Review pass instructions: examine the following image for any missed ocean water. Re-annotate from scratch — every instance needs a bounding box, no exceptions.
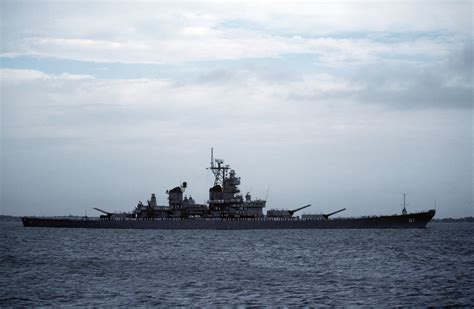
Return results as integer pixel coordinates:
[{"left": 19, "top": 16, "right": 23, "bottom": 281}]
[{"left": 1, "top": 222, "right": 473, "bottom": 307}]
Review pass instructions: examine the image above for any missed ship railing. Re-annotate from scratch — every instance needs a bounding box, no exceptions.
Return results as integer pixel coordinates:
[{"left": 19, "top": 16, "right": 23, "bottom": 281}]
[
  {"left": 24, "top": 216, "right": 104, "bottom": 221},
  {"left": 127, "top": 217, "right": 304, "bottom": 222},
  {"left": 30, "top": 215, "right": 292, "bottom": 222},
  {"left": 26, "top": 216, "right": 332, "bottom": 222}
]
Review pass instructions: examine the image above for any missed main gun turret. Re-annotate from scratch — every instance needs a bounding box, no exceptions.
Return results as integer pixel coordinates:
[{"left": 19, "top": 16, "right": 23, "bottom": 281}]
[{"left": 267, "top": 204, "right": 311, "bottom": 218}]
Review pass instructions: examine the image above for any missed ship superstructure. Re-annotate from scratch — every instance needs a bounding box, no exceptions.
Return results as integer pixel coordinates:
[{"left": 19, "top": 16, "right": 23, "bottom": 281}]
[
  {"left": 132, "top": 149, "right": 266, "bottom": 219},
  {"left": 207, "top": 149, "right": 265, "bottom": 218}
]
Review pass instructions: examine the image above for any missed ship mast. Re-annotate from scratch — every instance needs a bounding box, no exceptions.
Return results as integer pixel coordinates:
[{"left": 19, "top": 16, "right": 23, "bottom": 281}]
[
  {"left": 208, "top": 148, "right": 229, "bottom": 187},
  {"left": 210, "top": 147, "right": 214, "bottom": 169},
  {"left": 401, "top": 193, "right": 408, "bottom": 215}
]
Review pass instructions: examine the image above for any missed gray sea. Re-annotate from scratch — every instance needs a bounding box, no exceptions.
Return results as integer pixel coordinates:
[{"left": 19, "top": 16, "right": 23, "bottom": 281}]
[{"left": 1, "top": 221, "right": 473, "bottom": 307}]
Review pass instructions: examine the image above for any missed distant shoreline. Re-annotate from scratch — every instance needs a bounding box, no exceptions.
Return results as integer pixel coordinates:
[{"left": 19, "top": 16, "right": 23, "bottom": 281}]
[
  {"left": 1, "top": 215, "right": 473, "bottom": 223},
  {"left": 431, "top": 217, "right": 474, "bottom": 223}
]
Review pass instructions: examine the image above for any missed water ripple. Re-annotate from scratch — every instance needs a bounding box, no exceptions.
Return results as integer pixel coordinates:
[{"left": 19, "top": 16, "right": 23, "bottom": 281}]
[{"left": 1, "top": 222, "right": 473, "bottom": 307}]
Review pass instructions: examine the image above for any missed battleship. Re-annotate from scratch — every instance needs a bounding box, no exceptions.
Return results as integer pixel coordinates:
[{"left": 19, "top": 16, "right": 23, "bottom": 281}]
[{"left": 22, "top": 149, "right": 436, "bottom": 229}]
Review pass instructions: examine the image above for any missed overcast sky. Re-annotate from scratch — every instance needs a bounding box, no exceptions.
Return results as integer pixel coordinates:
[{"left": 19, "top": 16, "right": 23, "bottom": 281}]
[{"left": 1, "top": 1, "right": 472, "bottom": 218}]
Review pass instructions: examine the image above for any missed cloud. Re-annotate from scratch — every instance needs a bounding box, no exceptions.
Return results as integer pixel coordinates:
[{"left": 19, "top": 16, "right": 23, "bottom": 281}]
[
  {"left": 2, "top": 32, "right": 456, "bottom": 66},
  {"left": 0, "top": 68, "right": 360, "bottom": 145},
  {"left": 1, "top": 51, "right": 471, "bottom": 171},
  {"left": 0, "top": 68, "right": 93, "bottom": 82},
  {"left": 0, "top": 69, "right": 49, "bottom": 81},
  {"left": 3, "top": 54, "right": 470, "bottom": 151},
  {"left": 1, "top": 1, "right": 470, "bottom": 64},
  {"left": 1, "top": 64, "right": 470, "bottom": 152},
  {"left": 1, "top": 66, "right": 472, "bottom": 217},
  {"left": 1, "top": 0, "right": 470, "bottom": 116}
]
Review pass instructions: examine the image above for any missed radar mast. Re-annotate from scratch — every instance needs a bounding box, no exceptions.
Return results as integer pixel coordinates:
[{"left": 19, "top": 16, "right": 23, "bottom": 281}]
[{"left": 208, "top": 148, "right": 229, "bottom": 187}]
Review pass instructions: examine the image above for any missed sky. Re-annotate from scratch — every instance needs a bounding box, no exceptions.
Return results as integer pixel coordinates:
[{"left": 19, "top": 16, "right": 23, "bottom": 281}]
[{"left": 1, "top": 1, "right": 472, "bottom": 218}]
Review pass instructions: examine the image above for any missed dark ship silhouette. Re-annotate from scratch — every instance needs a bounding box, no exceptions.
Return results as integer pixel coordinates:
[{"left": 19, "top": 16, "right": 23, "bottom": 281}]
[{"left": 22, "top": 149, "right": 435, "bottom": 229}]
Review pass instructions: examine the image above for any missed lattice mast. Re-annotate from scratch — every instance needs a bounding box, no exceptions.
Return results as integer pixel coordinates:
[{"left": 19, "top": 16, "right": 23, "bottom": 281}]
[{"left": 208, "top": 148, "right": 230, "bottom": 188}]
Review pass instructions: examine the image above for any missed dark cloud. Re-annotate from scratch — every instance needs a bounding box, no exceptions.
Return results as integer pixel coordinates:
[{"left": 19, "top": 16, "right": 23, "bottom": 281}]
[
  {"left": 352, "top": 44, "right": 473, "bottom": 110},
  {"left": 446, "top": 41, "right": 473, "bottom": 82},
  {"left": 354, "top": 70, "right": 470, "bottom": 109}
]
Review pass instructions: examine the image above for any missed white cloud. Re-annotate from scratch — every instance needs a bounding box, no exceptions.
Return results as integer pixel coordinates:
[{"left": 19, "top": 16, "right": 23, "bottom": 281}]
[
  {"left": 0, "top": 69, "right": 49, "bottom": 81},
  {"left": 0, "top": 69, "right": 93, "bottom": 82},
  {"left": 5, "top": 34, "right": 454, "bottom": 66},
  {"left": 1, "top": 1, "right": 470, "bottom": 64},
  {"left": 240, "top": 2, "right": 472, "bottom": 35}
]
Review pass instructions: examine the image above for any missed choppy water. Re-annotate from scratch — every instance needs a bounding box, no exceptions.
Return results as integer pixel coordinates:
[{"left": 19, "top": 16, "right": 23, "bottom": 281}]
[{"left": 1, "top": 221, "right": 473, "bottom": 307}]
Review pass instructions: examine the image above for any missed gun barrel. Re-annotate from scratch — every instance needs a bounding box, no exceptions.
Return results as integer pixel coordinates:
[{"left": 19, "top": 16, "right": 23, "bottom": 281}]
[
  {"left": 323, "top": 208, "right": 346, "bottom": 219},
  {"left": 93, "top": 207, "right": 112, "bottom": 215},
  {"left": 288, "top": 204, "right": 311, "bottom": 216}
]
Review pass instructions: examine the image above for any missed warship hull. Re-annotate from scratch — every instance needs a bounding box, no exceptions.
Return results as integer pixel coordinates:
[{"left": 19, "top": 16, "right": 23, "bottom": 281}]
[{"left": 22, "top": 210, "right": 435, "bottom": 229}]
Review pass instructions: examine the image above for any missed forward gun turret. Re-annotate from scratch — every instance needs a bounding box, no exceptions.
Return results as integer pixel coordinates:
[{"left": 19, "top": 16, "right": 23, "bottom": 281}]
[{"left": 93, "top": 207, "right": 113, "bottom": 219}]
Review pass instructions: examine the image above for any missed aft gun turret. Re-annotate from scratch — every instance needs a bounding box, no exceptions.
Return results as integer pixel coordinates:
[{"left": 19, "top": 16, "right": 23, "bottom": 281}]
[{"left": 93, "top": 207, "right": 132, "bottom": 220}]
